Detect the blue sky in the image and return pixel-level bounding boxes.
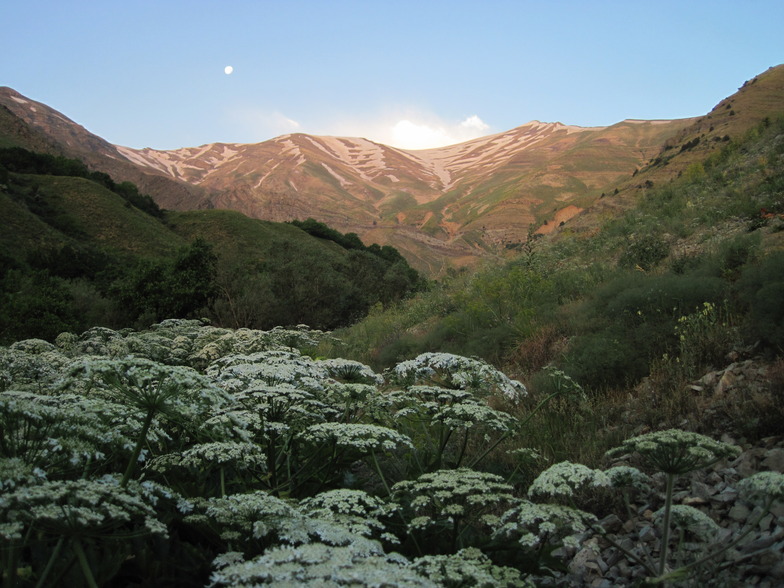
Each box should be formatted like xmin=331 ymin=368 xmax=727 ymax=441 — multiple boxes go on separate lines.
xmin=2 ymin=1 xmax=782 ymax=150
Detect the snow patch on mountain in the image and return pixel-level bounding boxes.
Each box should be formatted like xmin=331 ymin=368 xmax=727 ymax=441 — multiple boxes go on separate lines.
xmin=321 ymin=162 xmax=352 ymax=188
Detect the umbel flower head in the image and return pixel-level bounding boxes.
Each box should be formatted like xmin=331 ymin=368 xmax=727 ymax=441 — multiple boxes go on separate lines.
xmin=302 ymin=423 xmax=414 ymax=453
xmin=412 ymin=547 xmax=532 ymax=587
xmin=606 ymin=429 xmax=740 ymax=475
xmin=738 ymin=471 xmax=784 ymax=504
xmin=0 ymin=475 xmax=173 ymax=541
xmin=528 ymin=461 xmax=611 ymax=501
xmin=210 ymin=541 xmax=435 ymax=587
xmin=300 ymin=488 xmax=398 ymax=543
xmin=392 ymin=468 xmax=515 ymax=530
xmin=653 ymin=504 xmax=721 ymax=542
xmin=493 ymin=499 xmax=597 ymax=550
xmin=63 ymin=356 xmax=232 ymax=423
xmin=390 ymin=352 xmax=526 ymax=400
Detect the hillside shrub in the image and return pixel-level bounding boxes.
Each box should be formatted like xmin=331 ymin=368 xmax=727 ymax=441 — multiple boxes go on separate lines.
xmin=697 ymin=232 xmax=760 ymax=280
xmin=619 ymin=233 xmax=669 ymax=271
xmin=736 ymin=251 xmax=784 ymax=350
xmin=559 ymin=273 xmax=729 ymax=391
xmin=561 ymin=332 xmax=646 ymax=390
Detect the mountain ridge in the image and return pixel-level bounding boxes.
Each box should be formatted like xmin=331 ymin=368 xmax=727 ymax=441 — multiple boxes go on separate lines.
xmin=3 ymin=65 xmax=783 ymax=273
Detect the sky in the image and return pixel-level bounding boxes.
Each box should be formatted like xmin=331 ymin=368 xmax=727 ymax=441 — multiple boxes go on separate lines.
xmin=2 ymin=1 xmax=783 ymax=151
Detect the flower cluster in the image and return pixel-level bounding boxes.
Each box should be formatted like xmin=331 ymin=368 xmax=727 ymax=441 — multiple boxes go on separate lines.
xmin=207 ymin=350 xmax=331 ymax=394
xmin=210 ymin=542 xmax=435 ymax=588
xmin=0 ymin=390 xmax=137 ymax=473
xmin=147 ymin=442 xmax=267 ymax=472
xmin=654 ymin=504 xmax=721 ymax=542
xmin=604 ymin=465 xmax=652 ymax=493
xmin=0 ymin=457 xmax=47 ymax=492
xmin=393 ymin=468 xmax=515 ymax=531
xmin=390 ymin=352 xmax=527 ymax=400
xmin=493 ymin=500 xmax=597 ymax=550
xmin=191 ymin=490 xmax=311 ymax=545
xmin=411 ymin=547 xmax=532 ymax=587
xmin=737 ymin=471 xmax=784 ymax=503
xmin=606 ymin=429 xmax=740 ymax=475
xmin=0 ymin=475 xmax=171 ymax=541
xmin=317 ymin=357 xmax=384 ymax=385
xmin=300 ymin=488 xmax=398 ymax=543
xmin=528 ymin=461 xmax=611 ymax=501
xmin=303 ymin=423 xmax=414 ymax=453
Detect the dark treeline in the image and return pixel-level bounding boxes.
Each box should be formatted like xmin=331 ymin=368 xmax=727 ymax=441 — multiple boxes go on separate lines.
xmin=0 ymin=147 xmax=163 ymax=218
xmin=0 ymin=151 xmax=425 ymax=343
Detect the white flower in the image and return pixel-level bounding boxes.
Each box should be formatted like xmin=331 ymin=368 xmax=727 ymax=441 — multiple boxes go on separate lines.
xmin=393 ymin=468 xmax=514 ymax=532
xmin=605 ymin=465 xmax=651 ymax=493
xmin=654 ymin=504 xmax=720 ymax=542
xmin=299 ymin=489 xmax=397 ymax=544
xmin=528 ymin=461 xmax=611 ymax=500
xmin=209 ymin=542 xmax=435 ymax=587
xmin=317 ymin=358 xmax=384 ymax=385
xmin=0 ymin=475 xmax=172 ymax=540
xmin=606 ymin=429 xmax=740 ymax=475
xmin=390 ymin=353 xmax=526 ymax=400
xmin=412 ymin=548 xmax=532 ymax=587
xmin=738 ymin=471 xmax=784 ymax=503
xmin=494 ymin=499 xmax=597 ymax=550
xmin=146 ymin=442 xmax=267 ymax=475
xmin=302 ymin=423 xmax=414 ymax=453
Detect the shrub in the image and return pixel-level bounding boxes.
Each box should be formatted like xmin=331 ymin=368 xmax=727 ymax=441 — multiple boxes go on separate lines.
xmin=619 ymin=233 xmax=669 ymax=271
xmin=736 ymin=251 xmax=784 ymax=349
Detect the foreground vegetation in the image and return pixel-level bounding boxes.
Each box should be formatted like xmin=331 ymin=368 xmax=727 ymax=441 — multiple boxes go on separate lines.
xmin=2 ymin=320 xmax=782 ymax=586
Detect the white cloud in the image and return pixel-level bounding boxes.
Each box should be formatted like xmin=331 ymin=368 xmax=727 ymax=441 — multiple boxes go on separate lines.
xmin=227 ymin=106 xmax=490 ymax=149
xmin=321 ymin=111 xmax=492 ymax=150
xmin=460 ymin=115 xmax=490 ymax=132
xmin=387 ymin=115 xmax=491 ymax=149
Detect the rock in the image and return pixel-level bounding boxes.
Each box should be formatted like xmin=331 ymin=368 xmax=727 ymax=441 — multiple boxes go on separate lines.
xmin=757 ymin=513 xmax=773 ymax=531
xmin=713 ymin=488 xmax=739 ymax=504
xmin=771 ymin=559 xmax=784 ymax=580
xmin=638 ymin=525 xmax=657 ymax=542
xmin=683 ymin=496 xmax=708 ymax=506
xmin=716 ymin=369 xmax=737 ymax=395
xmin=599 ymin=514 xmax=623 ymax=534
xmin=761 ymin=448 xmax=784 ymax=472
xmin=729 ymin=503 xmax=751 ymax=522
xmin=691 ymin=480 xmax=716 ymax=500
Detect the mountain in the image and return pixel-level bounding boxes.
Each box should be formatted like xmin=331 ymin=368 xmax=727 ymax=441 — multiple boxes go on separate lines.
xmin=0 ymin=88 xmax=207 ymax=211
xmin=2 ymin=65 xmax=783 ymax=273
xmin=107 ymin=120 xmax=692 ymax=273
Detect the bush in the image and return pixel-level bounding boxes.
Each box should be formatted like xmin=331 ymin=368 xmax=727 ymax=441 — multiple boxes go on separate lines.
xmin=737 ymin=251 xmax=784 ymax=349
xmin=561 ymin=332 xmax=648 ymax=390
xmin=619 ymin=233 xmax=669 ymax=271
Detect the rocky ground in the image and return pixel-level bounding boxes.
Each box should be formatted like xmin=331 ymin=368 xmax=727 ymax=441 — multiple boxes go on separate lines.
xmin=549 ymin=359 xmax=784 ymax=586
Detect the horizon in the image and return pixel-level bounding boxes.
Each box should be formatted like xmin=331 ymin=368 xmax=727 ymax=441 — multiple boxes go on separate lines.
xmin=2 ymin=1 xmax=783 ymax=151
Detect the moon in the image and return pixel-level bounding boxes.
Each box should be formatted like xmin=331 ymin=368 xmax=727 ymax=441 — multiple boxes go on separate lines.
xmin=224 ymin=65 xmax=234 ymax=75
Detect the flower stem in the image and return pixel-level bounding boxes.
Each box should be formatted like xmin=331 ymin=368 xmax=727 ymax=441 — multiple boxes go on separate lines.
xmin=34 ymin=536 xmax=65 ymax=588
xmin=121 ymin=408 xmax=155 ymax=488
xmin=658 ymin=472 xmax=675 ymax=577
xmin=370 ymin=449 xmax=392 ymax=496
xmin=72 ymin=539 xmax=99 ymax=588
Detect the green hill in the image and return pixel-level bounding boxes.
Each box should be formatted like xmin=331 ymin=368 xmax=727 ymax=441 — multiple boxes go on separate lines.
xmin=0 ymin=149 xmax=423 ymax=343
